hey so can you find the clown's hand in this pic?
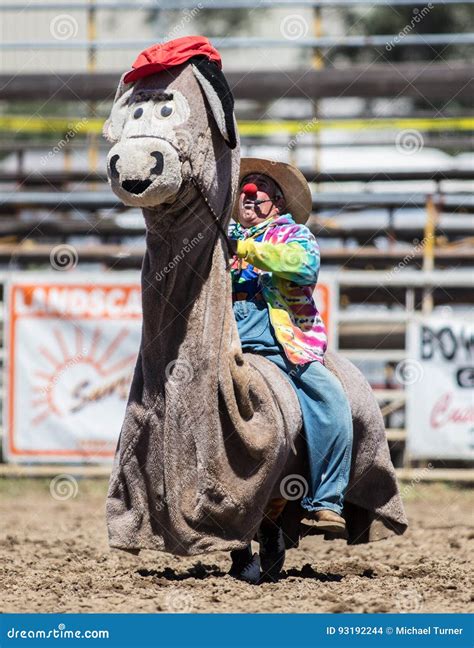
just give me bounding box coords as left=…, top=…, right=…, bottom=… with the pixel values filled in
left=226, top=237, right=239, bottom=257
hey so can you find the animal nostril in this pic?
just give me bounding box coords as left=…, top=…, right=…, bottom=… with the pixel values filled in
left=150, top=151, right=164, bottom=176
left=117, top=151, right=165, bottom=195
left=109, top=154, right=120, bottom=179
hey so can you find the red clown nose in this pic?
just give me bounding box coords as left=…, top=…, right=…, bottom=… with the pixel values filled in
left=242, top=183, right=258, bottom=195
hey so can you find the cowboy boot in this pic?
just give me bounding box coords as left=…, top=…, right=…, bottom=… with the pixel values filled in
left=301, top=509, right=347, bottom=534
left=257, top=518, right=286, bottom=582
left=228, top=545, right=261, bottom=585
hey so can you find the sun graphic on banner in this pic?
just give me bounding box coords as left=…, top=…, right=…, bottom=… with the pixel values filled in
left=31, top=325, right=137, bottom=427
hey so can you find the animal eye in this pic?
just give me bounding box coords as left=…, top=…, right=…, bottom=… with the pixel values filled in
left=155, top=102, right=174, bottom=119
left=133, top=107, right=143, bottom=119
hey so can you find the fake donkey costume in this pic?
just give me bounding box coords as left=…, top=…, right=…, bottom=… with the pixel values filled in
left=103, top=36, right=407, bottom=582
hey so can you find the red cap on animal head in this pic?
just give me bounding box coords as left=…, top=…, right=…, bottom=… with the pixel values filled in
left=123, top=36, right=222, bottom=83
left=242, top=183, right=258, bottom=195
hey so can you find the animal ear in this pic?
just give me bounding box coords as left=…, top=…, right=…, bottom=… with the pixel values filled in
left=191, top=58, right=237, bottom=149
left=103, top=72, right=134, bottom=143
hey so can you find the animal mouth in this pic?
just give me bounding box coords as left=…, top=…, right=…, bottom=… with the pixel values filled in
left=121, top=179, right=153, bottom=194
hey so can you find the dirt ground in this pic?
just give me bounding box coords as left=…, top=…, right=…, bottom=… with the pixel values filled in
left=1, top=479, right=473, bottom=613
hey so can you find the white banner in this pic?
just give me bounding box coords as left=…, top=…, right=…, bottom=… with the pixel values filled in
left=4, top=274, right=141, bottom=463
left=406, top=317, right=474, bottom=459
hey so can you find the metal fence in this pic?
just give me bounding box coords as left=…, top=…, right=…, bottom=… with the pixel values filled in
left=0, top=268, right=472, bottom=477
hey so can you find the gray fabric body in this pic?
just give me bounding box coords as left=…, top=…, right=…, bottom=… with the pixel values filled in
left=104, top=61, right=408, bottom=557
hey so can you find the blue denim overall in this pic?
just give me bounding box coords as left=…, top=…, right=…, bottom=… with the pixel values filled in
left=233, top=299, right=353, bottom=515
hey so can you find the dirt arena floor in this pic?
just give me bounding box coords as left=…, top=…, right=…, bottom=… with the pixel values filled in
left=1, top=479, right=473, bottom=614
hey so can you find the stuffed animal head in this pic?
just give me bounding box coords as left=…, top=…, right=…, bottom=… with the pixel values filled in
left=103, top=37, right=238, bottom=210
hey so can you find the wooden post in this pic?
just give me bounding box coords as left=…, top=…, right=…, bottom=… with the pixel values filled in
left=422, top=195, right=438, bottom=314
left=64, top=143, right=72, bottom=174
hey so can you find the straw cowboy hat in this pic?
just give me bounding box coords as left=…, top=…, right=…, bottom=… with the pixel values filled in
left=233, top=158, right=312, bottom=225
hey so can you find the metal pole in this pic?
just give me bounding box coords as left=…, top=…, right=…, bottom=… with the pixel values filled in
left=1, top=0, right=472, bottom=8
left=2, top=34, right=474, bottom=49
left=87, top=0, right=98, bottom=176
left=312, top=6, right=323, bottom=175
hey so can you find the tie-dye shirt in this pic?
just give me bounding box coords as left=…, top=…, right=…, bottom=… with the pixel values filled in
left=229, top=213, right=327, bottom=365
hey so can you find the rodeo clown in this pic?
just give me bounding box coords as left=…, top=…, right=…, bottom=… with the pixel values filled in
left=228, top=158, right=353, bottom=534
